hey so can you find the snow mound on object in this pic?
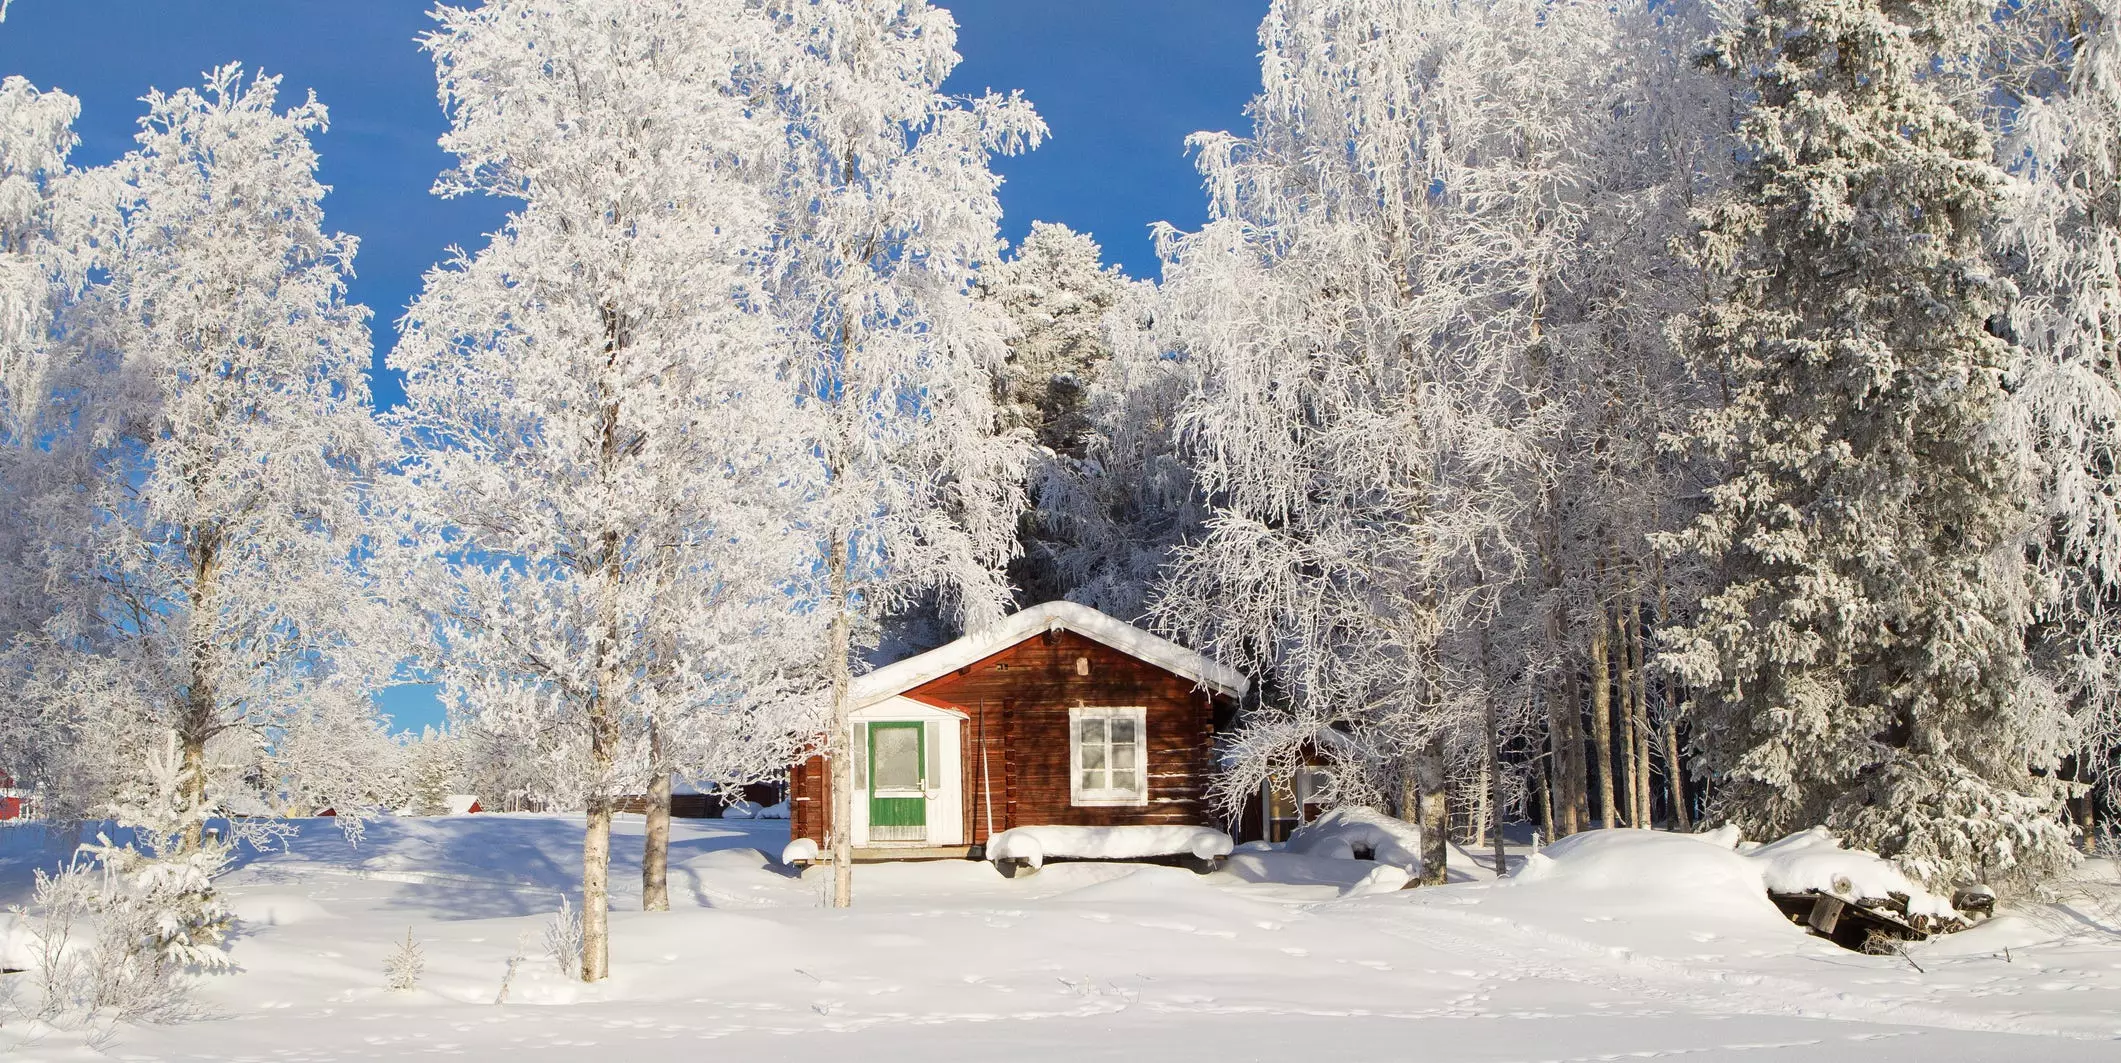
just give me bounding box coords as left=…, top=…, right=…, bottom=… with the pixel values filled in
left=779, top=837, right=819, bottom=865
left=1744, top=826, right=1958, bottom=920
left=1284, top=806, right=1421, bottom=872
left=1220, top=850, right=1410, bottom=895
left=986, top=825, right=1232, bottom=870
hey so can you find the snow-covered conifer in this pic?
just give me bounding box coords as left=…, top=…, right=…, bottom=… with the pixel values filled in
left=1033, top=278, right=1208, bottom=620
left=1668, top=0, right=2074, bottom=888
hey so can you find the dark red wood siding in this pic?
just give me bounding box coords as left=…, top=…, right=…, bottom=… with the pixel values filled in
left=788, top=629, right=1238, bottom=849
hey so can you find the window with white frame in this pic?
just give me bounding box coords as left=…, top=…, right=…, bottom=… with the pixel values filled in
left=1070, top=706, right=1148, bottom=806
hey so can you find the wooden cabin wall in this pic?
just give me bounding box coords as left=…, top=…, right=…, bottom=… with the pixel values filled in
left=918, top=630, right=1228, bottom=844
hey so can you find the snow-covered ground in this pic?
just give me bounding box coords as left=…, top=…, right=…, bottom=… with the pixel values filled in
left=3, top=815, right=2118, bottom=1061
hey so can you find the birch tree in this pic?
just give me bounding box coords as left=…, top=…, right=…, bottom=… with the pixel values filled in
left=395, top=0, right=813, bottom=980
left=1154, top=0, right=1572, bottom=884
left=1987, top=0, right=2121, bottom=842
left=758, top=0, right=1042, bottom=908
left=19, top=65, right=385, bottom=847
left=1668, top=0, right=2075, bottom=889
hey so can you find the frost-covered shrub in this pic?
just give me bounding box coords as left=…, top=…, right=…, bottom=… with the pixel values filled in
left=384, top=928, right=424, bottom=992
left=17, top=860, right=194, bottom=1026
left=541, top=896, right=580, bottom=978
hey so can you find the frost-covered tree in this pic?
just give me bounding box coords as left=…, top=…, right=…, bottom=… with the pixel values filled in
left=1157, top=0, right=1692, bottom=879
left=1033, top=278, right=1209, bottom=620
left=396, top=0, right=817, bottom=980
left=13, top=66, right=385, bottom=848
left=1987, top=0, right=2121, bottom=838
left=758, top=0, right=1042, bottom=907
left=0, top=77, right=83, bottom=794
left=976, top=222, right=1130, bottom=607
left=1667, top=0, right=2074, bottom=888
left=978, top=221, right=1127, bottom=457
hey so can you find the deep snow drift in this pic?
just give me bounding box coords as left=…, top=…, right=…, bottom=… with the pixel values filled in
left=1, top=816, right=2117, bottom=1061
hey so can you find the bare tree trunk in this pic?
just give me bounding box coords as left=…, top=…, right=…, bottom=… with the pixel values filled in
left=1470, top=757, right=1490, bottom=849
left=178, top=530, right=223, bottom=853
left=1542, top=682, right=1574, bottom=836
left=1482, top=618, right=1507, bottom=873
left=1631, top=615, right=1653, bottom=831
left=1414, top=738, right=1450, bottom=886
left=1613, top=605, right=1638, bottom=828
left=1486, top=706, right=1507, bottom=873
left=1661, top=714, right=1690, bottom=832
left=1588, top=615, right=1615, bottom=830
left=581, top=689, right=617, bottom=982
left=1567, top=670, right=1590, bottom=831
left=1534, top=759, right=1554, bottom=845
left=827, top=539, right=856, bottom=909
left=642, top=718, right=670, bottom=912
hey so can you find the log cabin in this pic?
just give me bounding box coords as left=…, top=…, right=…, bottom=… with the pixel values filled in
left=787, top=601, right=1250, bottom=861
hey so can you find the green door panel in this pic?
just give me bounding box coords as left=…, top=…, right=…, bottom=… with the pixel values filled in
left=867, top=721, right=926, bottom=841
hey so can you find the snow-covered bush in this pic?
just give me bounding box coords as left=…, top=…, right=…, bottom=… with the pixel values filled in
left=15, top=859, right=196, bottom=1026
left=541, top=897, right=580, bottom=979
left=384, top=928, right=423, bottom=992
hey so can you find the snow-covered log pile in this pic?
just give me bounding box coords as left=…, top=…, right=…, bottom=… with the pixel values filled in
left=1284, top=807, right=1423, bottom=874
left=986, top=825, right=1232, bottom=871
left=1516, top=827, right=1978, bottom=944
left=1741, top=827, right=1969, bottom=935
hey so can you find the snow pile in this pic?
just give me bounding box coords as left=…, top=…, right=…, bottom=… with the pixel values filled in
left=779, top=837, right=819, bottom=865
left=1220, top=850, right=1411, bottom=895
left=986, top=825, right=1232, bottom=870
left=724, top=800, right=789, bottom=820
left=1743, top=826, right=1959, bottom=920
left=1513, top=829, right=1787, bottom=919
left=1284, top=807, right=1421, bottom=872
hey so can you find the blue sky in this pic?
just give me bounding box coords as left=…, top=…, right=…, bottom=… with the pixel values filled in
left=0, top=0, right=1267, bottom=732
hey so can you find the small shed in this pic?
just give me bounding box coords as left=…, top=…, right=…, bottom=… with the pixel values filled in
left=0, top=771, right=22, bottom=821
left=788, top=601, right=1249, bottom=860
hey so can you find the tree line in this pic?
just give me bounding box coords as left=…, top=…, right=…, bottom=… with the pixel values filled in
left=0, top=0, right=2117, bottom=986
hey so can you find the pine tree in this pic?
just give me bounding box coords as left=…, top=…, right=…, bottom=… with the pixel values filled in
left=1669, top=0, right=2074, bottom=888
left=975, top=222, right=1132, bottom=607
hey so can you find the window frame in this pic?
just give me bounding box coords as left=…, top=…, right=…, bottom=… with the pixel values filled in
left=1068, top=705, right=1150, bottom=807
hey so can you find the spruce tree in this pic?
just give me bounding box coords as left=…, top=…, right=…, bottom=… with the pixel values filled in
left=1670, top=0, right=2074, bottom=887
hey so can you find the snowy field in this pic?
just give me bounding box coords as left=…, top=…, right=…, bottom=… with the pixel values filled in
left=3, top=815, right=2119, bottom=1062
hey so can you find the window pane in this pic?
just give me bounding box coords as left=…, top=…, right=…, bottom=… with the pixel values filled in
left=1079, top=717, right=1106, bottom=746
left=1111, top=716, right=1137, bottom=745
left=871, top=725, right=922, bottom=790
left=1112, top=742, right=1137, bottom=771
left=1110, top=770, right=1138, bottom=794
left=1081, top=770, right=1101, bottom=792
left=1082, top=741, right=1106, bottom=771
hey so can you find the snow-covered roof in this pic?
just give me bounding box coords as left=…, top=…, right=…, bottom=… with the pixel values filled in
left=851, top=601, right=1249, bottom=708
